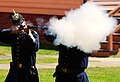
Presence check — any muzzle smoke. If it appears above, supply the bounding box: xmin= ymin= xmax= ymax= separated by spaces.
xmin=48 ymin=2 xmax=118 ymax=53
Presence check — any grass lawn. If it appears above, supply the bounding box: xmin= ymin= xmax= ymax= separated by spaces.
xmin=0 ymin=58 xmax=58 ymax=64
xmin=37 ymin=49 xmax=58 ymax=55
xmin=110 ymin=55 xmax=120 ymax=58
xmin=0 ymin=45 xmax=120 ymax=82
xmin=87 ymin=67 xmax=120 ymax=82
xmin=0 ymin=67 xmax=120 ymax=82
xmin=0 ymin=45 xmax=58 ymax=56
xmin=0 ymin=58 xmax=101 ymax=64
xmin=0 ymin=46 xmax=11 ymax=55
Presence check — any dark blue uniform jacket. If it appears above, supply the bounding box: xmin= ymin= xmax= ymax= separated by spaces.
xmin=0 ymin=28 xmax=39 ymax=66
xmin=43 ymin=30 xmax=90 ymax=70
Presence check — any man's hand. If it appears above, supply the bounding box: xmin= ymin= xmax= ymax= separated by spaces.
xmin=11 ymin=25 xmax=29 ymax=34
xmin=11 ymin=25 xmax=19 ymax=34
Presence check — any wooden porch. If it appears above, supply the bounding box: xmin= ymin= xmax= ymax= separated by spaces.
xmin=91 ymin=0 xmax=120 ymax=57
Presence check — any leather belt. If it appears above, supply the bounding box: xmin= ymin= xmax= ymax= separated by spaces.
xmin=57 ymin=67 xmax=85 ymax=73
xmin=10 ymin=62 xmax=23 ymax=68
xmin=10 ymin=62 xmax=36 ymax=69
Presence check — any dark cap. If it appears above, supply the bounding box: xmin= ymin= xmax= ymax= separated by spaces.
xmin=9 ymin=10 xmax=25 ymax=25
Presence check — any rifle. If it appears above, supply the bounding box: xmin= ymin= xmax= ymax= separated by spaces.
xmin=10 ymin=9 xmax=48 ymax=30
xmin=27 ymin=25 xmax=48 ymax=30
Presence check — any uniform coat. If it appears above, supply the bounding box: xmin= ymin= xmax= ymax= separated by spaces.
xmin=43 ymin=30 xmax=90 ymax=82
xmin=0 ymin=28 xmax=39 ymax=82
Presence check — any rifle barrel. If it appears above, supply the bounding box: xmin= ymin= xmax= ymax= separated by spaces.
xmin=27 ymin=26 xmax=48 ymax=29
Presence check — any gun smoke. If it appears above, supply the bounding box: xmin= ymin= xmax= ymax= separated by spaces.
xmin=48 ymin=2 xmax=118 ymax=53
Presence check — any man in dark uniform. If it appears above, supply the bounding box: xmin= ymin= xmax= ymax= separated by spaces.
xmin=0 ymin=11 xmax=39 ymax=82
xmin=43 ymin=0 xmax=90 ymax=82
xmin=43 ymin=29 xmax=90 ymax=82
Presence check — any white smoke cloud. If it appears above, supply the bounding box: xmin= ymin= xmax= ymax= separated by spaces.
xmin=48 ymin=2 xmax=118 ymax=53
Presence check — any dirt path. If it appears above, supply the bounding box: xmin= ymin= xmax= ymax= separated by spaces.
xmin=0 ymin=55 xmax=120 ymax=69
xmin=88 ymin=57 xmax=120 ymax=67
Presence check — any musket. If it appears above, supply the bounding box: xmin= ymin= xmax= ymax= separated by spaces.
xmin=11 ymin=9 xmax=48 ymax=30
xmin=27 ymin=25 xmax=48 ymax=30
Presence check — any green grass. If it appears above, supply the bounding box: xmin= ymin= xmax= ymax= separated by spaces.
xmin=0 ymin=59 xmax=12 ymax=64
xmin=0 ymin=69 xmax=55 ymax=82
xmin=89 ymin=60 xmax=101 ymax=62
xmin=0 ymin=45 xmax=58 ymax=56
xmin=0 ymin=58 xmax=58 ymax=64
xmin=37 ymin=49 xmax=58 ymax=55
xmin=1 ymin=45 xmax=120 ymax=58
xmin=0 ymin=46 xmax=11 ymax=55
xmin=36 ymin=58 xmax=58 ymax=64
xmin=0 ymin=67 xmax=120 ymax=82
xmin=110 ymin=55 xmax=120 ymax=58
xmin=0 ymin=70 xmax=8 ymax=82
xmin=1 ymin=44 xmax=120 ymax=82
xmin=39 ymin=69 xmax=55 ymax=82
xmin=87 ymin=67 xmax=120 ymax=82
xmin=0 ymin=58 xmax=102 ymax=64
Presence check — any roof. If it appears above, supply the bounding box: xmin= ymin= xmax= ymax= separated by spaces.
xmin=0 ymin=0 xmax=82 ymax=15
